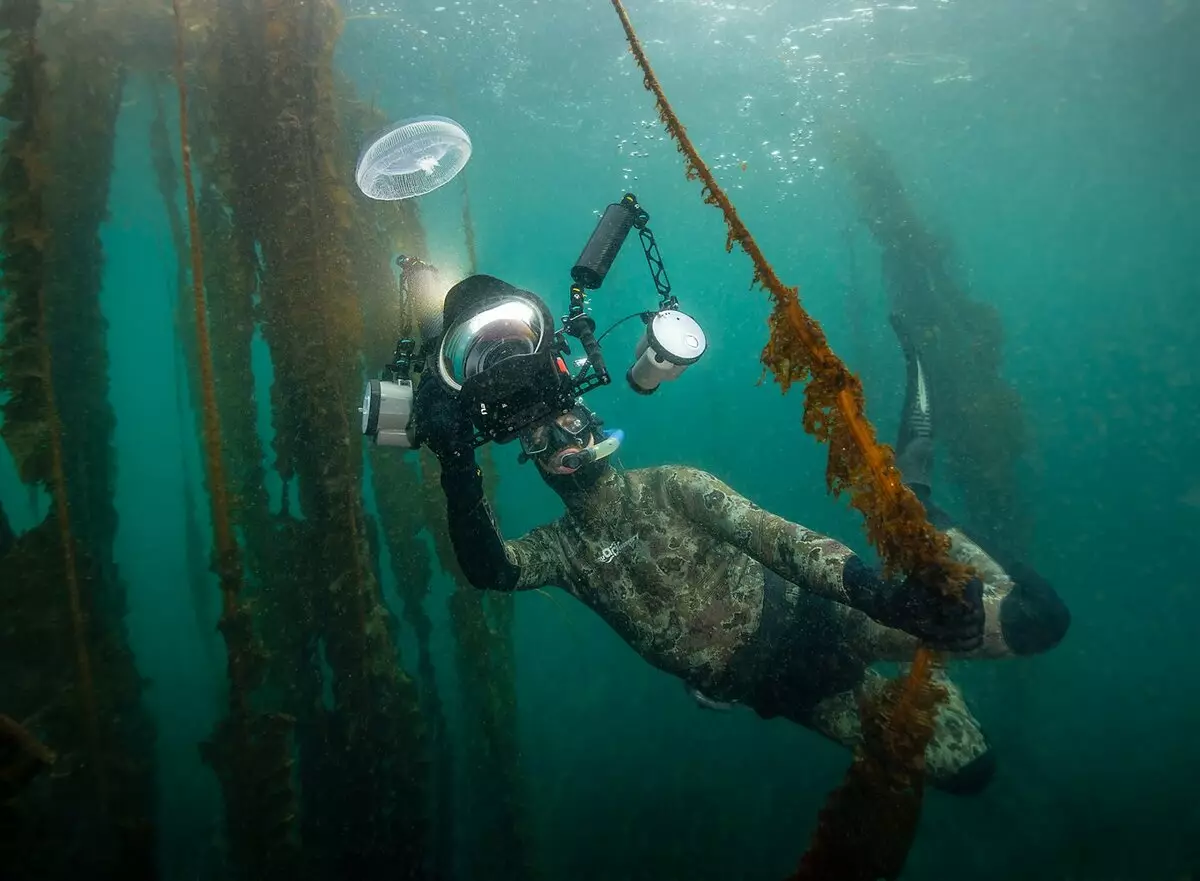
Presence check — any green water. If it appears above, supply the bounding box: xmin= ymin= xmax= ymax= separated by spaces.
xmin=2 ymin=0 xmax=1197 ymax=879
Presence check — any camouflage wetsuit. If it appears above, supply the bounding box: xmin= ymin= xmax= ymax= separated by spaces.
xmin=441 ymin=455 xmax=1069 ymax=794
xmin=424 ymin=278 xmax=1070 ymax=795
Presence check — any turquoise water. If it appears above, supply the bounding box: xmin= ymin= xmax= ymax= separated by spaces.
xmin=2 ymin=0 xmax=1197 ymax=878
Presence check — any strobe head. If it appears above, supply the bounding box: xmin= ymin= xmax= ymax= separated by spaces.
xmin=627 ymin=310 xmax=707 ymax=395
xmin=361 ymin=378 xmax=417 ymax=447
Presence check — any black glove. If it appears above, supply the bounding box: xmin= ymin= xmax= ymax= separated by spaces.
xmin=878 ymin=568 xmax=985 ymax=653
xmin=412 ymin=376 xmax=476 ymax=469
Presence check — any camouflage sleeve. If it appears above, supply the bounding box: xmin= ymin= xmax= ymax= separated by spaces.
xmin=661 ymin=466 xmax=878 ymax=614
xmin=442 ymin=460 xmax=563 ymax=592
xmin=504 ymin=524 xmax=570 ymax=592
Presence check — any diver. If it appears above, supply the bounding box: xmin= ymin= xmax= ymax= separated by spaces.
xmin=412 ymin=273 xmax=1071 ymax=797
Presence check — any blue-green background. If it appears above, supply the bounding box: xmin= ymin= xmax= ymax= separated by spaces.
xmin=2 ymin=0 xmax=1196 ymax=878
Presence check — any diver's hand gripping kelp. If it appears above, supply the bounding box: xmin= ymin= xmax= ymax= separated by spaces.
xmin=854 ymin=561 xmax=986 ymax=653
xmin=607 ymin=1 xmax=982 ymax=878
xmin=667 ymin=467 xmax=985 ymax=651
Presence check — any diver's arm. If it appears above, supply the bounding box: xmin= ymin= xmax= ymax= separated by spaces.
xmin=441 ymin=459 xmax=521 ymax=591
xmin=662 ymin=467 xmax=880 ymax=609
xmin=441 ymin=459 xmax=565 ymax=592
xmin=414 ymin=375 xmax=529 ymax=592
xmin=663 ymin=466 xmax=983 ymax=650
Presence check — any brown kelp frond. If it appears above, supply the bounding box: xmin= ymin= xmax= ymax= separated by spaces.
xmin=193 ymin=0 xmax=431 ymax=873
xmin=608 ymin=0 xmax=968 ymax=594
xmin=793 ymin=650 xmax=946 ymax=881
xmin=826 ymin=119 xmax=1030 ymax=555
xmin=0 ymin=713 xmax=56 ymax=802
xmin=0 ymin=0 xmax=54 ymax=488
xmin=172 ymin=0 xmax=309 ymax=870
xmin=171 ymin=0 xmax=244 ymax=662
xmin=199 ymin=711 xmax=300 ymax=875
xmin=2 ymin=3 xmax=162 ymax=874
xmin=0 ymin=0 xmax=104 ymax=817
xmin=608 ymin=3 xmax=972 ymax=878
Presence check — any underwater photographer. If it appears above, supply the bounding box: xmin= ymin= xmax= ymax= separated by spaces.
xmin=362 ymin=194 xmax=1070 ymax=795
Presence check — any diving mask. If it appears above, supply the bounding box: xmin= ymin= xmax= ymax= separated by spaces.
xmin=518 ymin=407 xmax=623 ymax=475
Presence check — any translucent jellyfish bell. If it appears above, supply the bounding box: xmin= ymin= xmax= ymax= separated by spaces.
xmin=355 ymin=115 xmax=472 ymax=201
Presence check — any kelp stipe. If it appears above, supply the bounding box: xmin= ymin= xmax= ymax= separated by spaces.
xmin=1 ymin=0 xmax=157 ymax=875
xmin=0 ymin=0 xmax=102 ymax=810
xmin=827 ymin=121 xmax=1029 ymax=558
xmin=192 ymin=0 xmax=431 ymax=874
xmin=608 ymin=2 xmax=971 ymax=878
xmin=170 ymin=3 xmax=302 ymax=877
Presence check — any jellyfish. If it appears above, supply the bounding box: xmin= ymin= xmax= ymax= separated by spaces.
xmin=355 ymin=114 xmax=472 ymax=201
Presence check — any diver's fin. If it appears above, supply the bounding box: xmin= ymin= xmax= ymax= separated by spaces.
xmin=890 ymin=311 xmax=933 ymax=496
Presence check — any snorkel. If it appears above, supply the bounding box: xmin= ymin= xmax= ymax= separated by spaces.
xmin=557 ymin=428 xmax=624 ymax=474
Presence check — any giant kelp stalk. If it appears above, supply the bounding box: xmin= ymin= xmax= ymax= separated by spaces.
xmin=612 ymin=0 xmax=964 ymax=591
xmin=0 ymin=498 xmax=14 ymax=557
xmin=445 ymin=563 xmax=526 ymax=880
xmin=41 ymin=9 xmax=157 ymax=865
xmin=0 ymin=0 xmax=156 ymax=876
xmin=448 ymin=169 xmax=529 ymax=881
xmin=340 ymin=85 xmax=449 ymax=876
xmin=828 ymin=123 xmax=1029 ymax=557
xmin=195 ymin=0 xmax=429 ymax=875
xmin=608 ymin=2 xmax=969 ymax=878
xmin=169 ymin=2 xmax=302 ymax=878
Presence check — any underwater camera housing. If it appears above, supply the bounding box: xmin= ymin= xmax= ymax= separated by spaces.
xmin=362 ymin=192 xmax=707 ymax=450
xmin=361 ymin=257 xmax=441 ymax=449
xmin=455 ymin=346 xmax=572 ymax=446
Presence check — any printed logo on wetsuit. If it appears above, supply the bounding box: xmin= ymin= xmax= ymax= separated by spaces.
xmin=596 ymin=533 xmax=639 ymax=564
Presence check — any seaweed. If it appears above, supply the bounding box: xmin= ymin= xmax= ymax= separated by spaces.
xmin=827 ymin=122 xmax=1030 ymax=557
xmin=342 ymin=89 xmax=450 ymax=872
xmin=607 ymin=2 xmax=972 ymax=878
xmin=0 ymin=498 xmax=14 ymax=557
xmin=169 ymin=2 xmax=301 ymax=877
xmin=0 ymin=0 xmax=157 ymax=875
xmin=0 ymin=713 xmax=56 ymax=802
xmin=189 ymin=0 xmax=431 ymax=874
xmin=609 ymin=0 xmax=967 ymax=594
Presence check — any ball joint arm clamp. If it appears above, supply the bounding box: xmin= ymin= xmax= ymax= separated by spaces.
xmin=563 ymin=192 xmax=683 ymax=396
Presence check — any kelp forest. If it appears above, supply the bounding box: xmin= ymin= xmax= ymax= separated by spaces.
xmin=0 ymin=0 xmax=523 ymax=878
xmin=828 ymin=122 xmax=1030 ymax=561
xmin=0 ymin=0 xmax=1033 ymax=880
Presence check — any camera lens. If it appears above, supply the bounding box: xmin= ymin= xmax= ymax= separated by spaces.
xmin=464 ymin=336 xmax=535 ymax=378
xmin=438 ymin=297 xmax=546 ymax=391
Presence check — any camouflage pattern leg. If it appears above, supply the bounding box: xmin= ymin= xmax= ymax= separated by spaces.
xmin=804 ymin=667 xmax=995 ymax=794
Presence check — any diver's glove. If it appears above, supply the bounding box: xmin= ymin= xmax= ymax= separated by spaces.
xmin=412 ymin=377 xmax=476 ymax=471
xmin=853 ymin=559 xmax=985 ymax=652
xmin=894 ymin=567 xmax=984 ymax=652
